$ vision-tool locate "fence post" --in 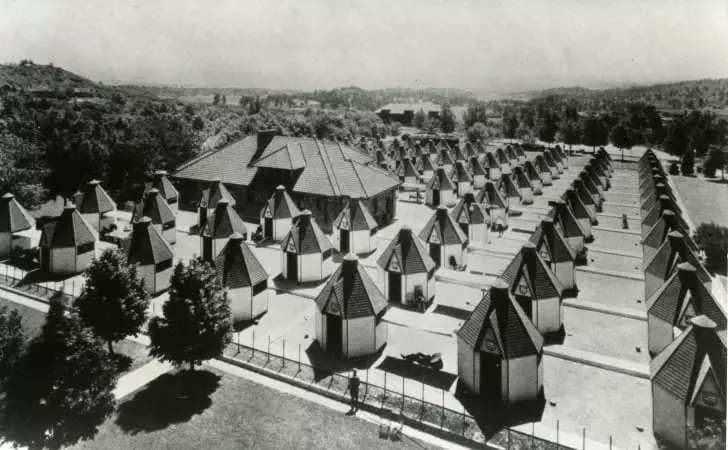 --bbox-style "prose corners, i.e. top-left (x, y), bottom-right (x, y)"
top-left (267, 335), bottom-right (271, 362)
top-left (557, 420), bottom-right (560, 449)
top-left (282, 340), bottom-right (286, 367)
top-left (298, 344), bottom-right (301, 371)
top-left (583, 428), bottom-right (585, 450)
top-left (609, 436), bottom-right (612, 450)
top-left (252, 330), bottom-right (255, 357)
top-left (441, 390), bottom-right (445, 429)
top-left (236, 332), bottom-right (240, 353)
top-left (532, 422), bottom-right (535, 447)
top-left (401, 376), bottom-right (405, 413)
